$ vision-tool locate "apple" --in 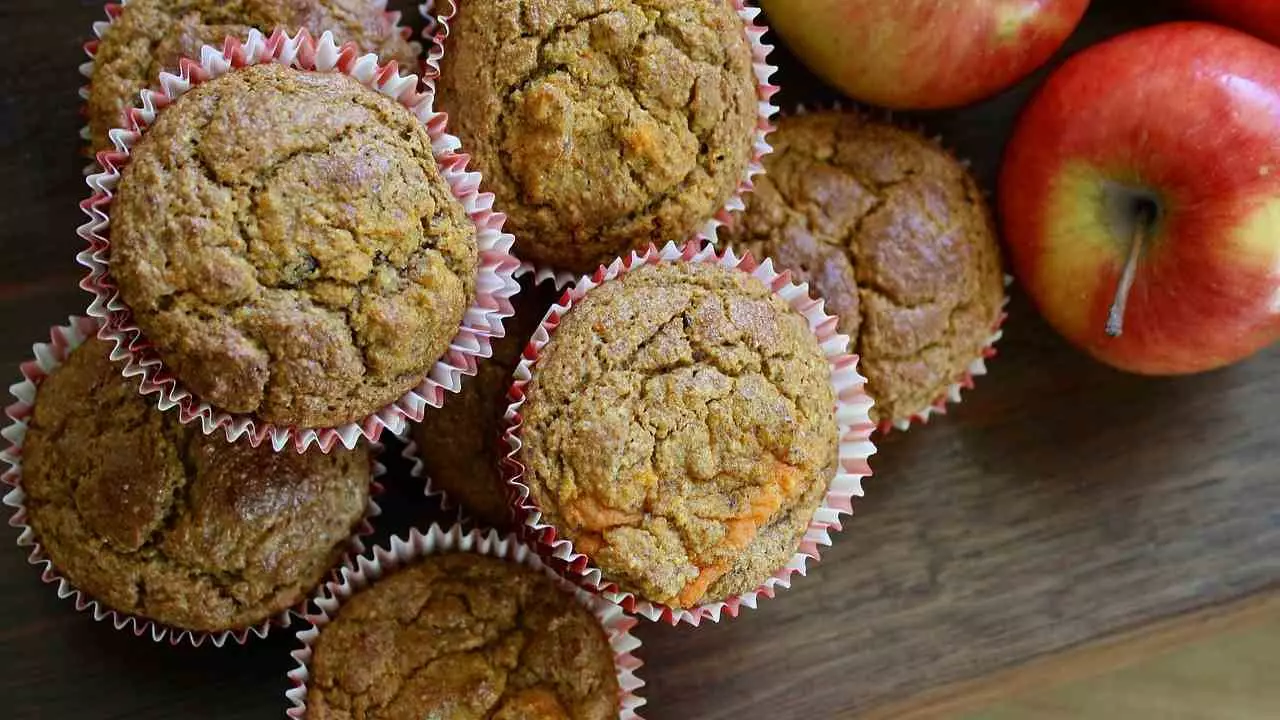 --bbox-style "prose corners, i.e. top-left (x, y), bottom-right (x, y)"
top-left (1188, 0), bottom-right (1280, 46)
top-left (761, 0), bottom-right (1090, 109)
top-left (1000, 22), bottom-right (1280, 375)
